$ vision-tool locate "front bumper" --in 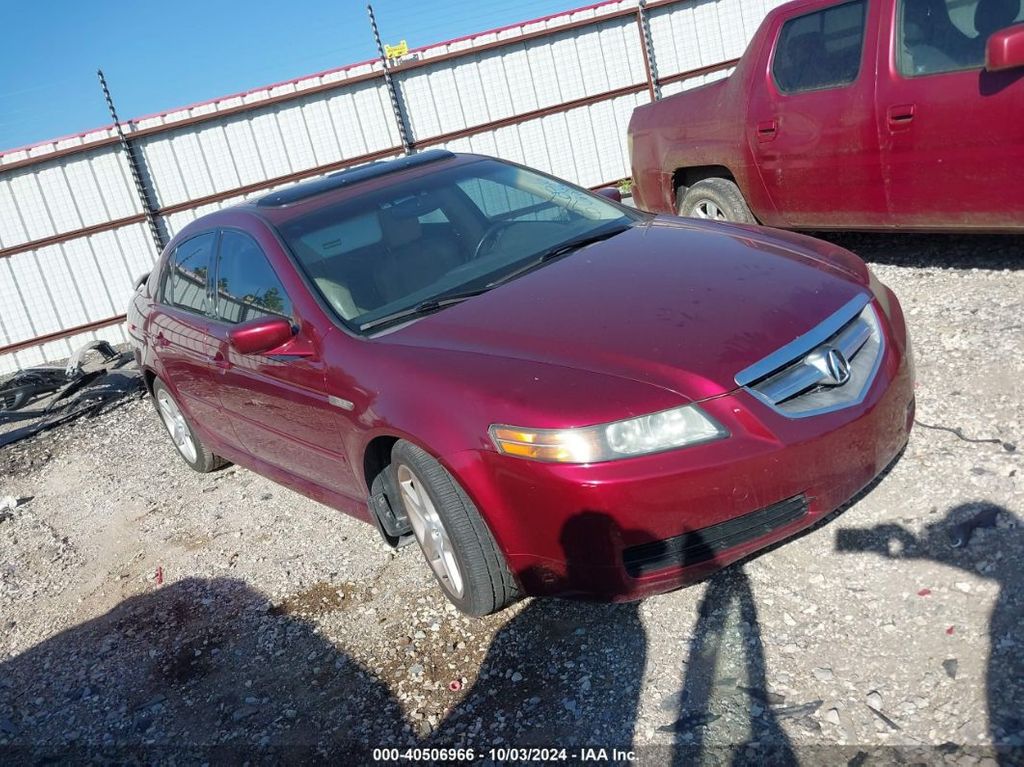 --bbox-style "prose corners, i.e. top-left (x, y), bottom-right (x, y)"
top-left (445, 310), bottom-right (915, 600)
